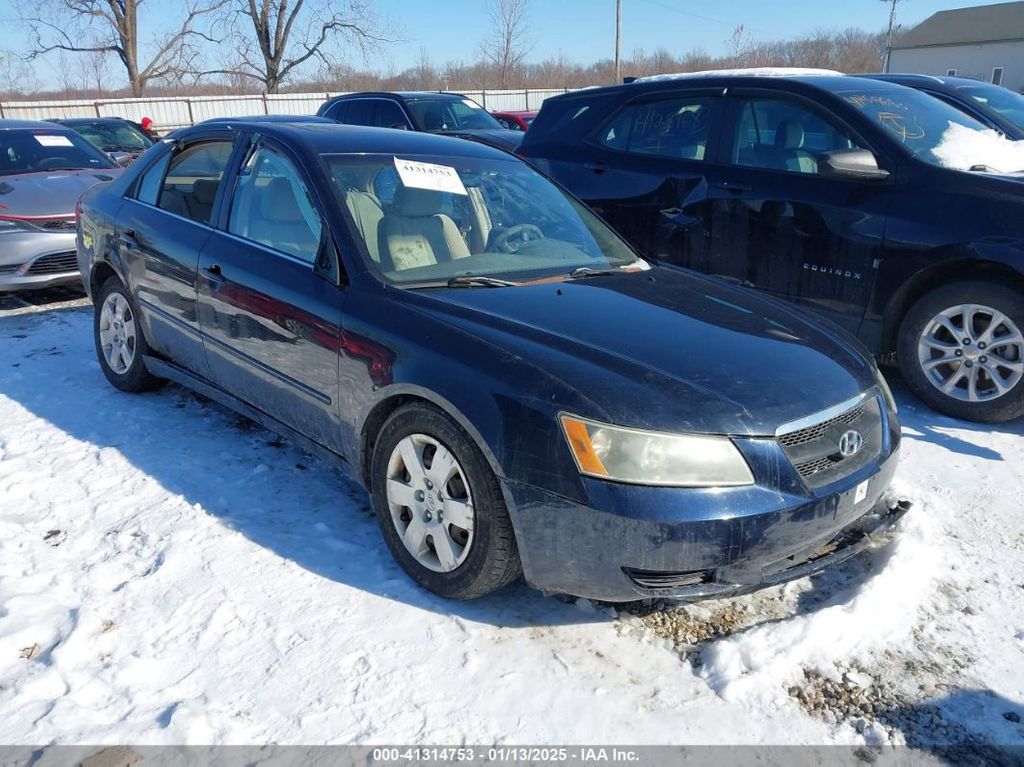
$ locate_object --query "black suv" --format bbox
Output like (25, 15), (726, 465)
(316, 91), (523, 151)
(864, 73), (1024, 140)
(520, 72), (1024, 422)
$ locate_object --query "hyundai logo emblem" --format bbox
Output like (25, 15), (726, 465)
(838, 430), (864, 458)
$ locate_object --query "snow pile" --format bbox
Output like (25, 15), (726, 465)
(635, 68), (842, 83)
(699, 508), (941, 702)
(931, 121), (1024, 173)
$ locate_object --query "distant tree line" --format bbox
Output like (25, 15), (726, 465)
(0, 0), (889, 101)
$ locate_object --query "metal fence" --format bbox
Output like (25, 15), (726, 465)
(0, 88), (570, 130)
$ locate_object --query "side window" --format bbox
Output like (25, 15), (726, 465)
(730, 98), (865, 175)
(325, 101), (348, 121)
(135, 150), (171, 205)
(157, 141), (233, 224)
(597, 97), (716, 160)
(344, 100), (375, 126)
(375, 100), (409, 129)
(228, 144), (323, 263)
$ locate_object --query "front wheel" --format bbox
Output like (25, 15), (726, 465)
(897, 281), (1024, 422)
(370, 403), (521, 599)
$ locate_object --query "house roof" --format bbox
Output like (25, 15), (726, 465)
(894, 1), (1024, 49)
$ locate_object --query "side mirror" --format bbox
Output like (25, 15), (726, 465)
(820, 149), (890, 181)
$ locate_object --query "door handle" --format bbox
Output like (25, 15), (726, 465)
(719, 181), (752, 193)
(203, 263), (225, 284)
(120, 228), (137, 248)
(584, 161), (610, 174)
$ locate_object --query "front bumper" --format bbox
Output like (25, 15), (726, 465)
(506, 443), (903, 602)
(0, 231), (79, 292)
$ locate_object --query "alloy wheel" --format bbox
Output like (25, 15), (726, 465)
(98, 292), (137, 375)
(385, 433), (475, 573)
(917, 303), (1024, 402)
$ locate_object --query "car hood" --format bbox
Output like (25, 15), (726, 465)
(397, 267), (878, 436)
(434, 128), (524, 151)
(0, 169), (121, 217)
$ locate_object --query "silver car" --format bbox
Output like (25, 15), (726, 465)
(0, 120), (121, 292)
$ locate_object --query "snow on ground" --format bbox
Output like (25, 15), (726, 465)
(0, 307), (1022, 749)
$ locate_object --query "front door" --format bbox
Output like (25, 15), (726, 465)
(196, 138), (344, 452)
(707, 92), (891, 335)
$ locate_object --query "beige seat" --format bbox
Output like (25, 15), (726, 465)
(773, 121), (818, 174)
(378, 187), (470, 272)
(346, 190), (384, 264)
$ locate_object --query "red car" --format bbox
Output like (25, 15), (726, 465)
(490, 111), (536, 131)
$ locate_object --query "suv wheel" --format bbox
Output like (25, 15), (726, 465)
(898, 281), (1024, 422)
(370, 403), (521, 599)
(94, 277), (162, 393)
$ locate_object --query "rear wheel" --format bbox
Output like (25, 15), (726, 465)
(370, 403), (521, 599)
(93, 277), (162, 393)
(897, 281), (1024, 422)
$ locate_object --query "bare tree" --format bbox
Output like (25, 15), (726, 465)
(480, 0), (533, 88)
(19, 0), (226, 96)
(217, 0), (387, 93)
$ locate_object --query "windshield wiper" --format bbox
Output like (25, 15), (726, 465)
(446, 275), (518, 288)
(568, 266), (620, 279)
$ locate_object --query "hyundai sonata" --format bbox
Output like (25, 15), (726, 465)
(77, 121), (905, 601)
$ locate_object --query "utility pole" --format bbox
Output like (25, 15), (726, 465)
(882, 0), (902, 73)
(614, 0), (622, 83)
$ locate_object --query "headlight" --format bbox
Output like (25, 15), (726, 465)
(874, 366), (898, 414)
(559, 414), (754, 487)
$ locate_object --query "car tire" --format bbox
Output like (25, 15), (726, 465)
(370, 403), (521, 599)
(897, 281), (1024, 422)
(93, 277), (163, 393)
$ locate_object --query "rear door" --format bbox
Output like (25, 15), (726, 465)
(572, 89), (726, 269)
(117, 133), (238, 376)
(196, 135), (345, 452)
(706, 90), (891, 335)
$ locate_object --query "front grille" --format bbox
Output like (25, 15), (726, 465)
(37, 218), (76, 231)
(777, 395), (883, 489)
(26, 251), (79, 275)
(778, 404), (865, 447)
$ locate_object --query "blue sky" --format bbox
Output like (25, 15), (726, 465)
(0, 0), (1004, 87)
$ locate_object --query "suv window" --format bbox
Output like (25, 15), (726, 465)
(376, 100), (409, 129)
(228, 144), (323, 263)
(157, 141), (233, 224)
(597, 97), (717, 160)
(343, 100), (375, 126)
(730, 97), (864, 175)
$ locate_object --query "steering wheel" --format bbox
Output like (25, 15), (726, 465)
(491, 224), (544, 253)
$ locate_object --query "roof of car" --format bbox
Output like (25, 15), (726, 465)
(547, 72), (914, 101)
(178, 121), (507, 159)
(0, 118), (78, 131)
(48, 117), (134, 125)
(863, 73), (996, 91)
(200, 115), (334, 124)
(328, 91), (467, 101)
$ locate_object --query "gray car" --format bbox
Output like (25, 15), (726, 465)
(0, 119), (121, 292)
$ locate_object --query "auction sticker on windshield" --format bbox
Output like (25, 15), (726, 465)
(394, 157), (468, 196)
(34, 135), (74, 147)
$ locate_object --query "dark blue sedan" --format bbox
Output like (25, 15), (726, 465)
(76, 121), (904, 601)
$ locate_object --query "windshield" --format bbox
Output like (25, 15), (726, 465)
(405, 98), (504, 131)
(957, 83), (1024, 131)
(843, 87), (1024, 172)
(0, 129), (117, 175)
(326, 153), (642, 286)
(69, 120), (152, 151)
